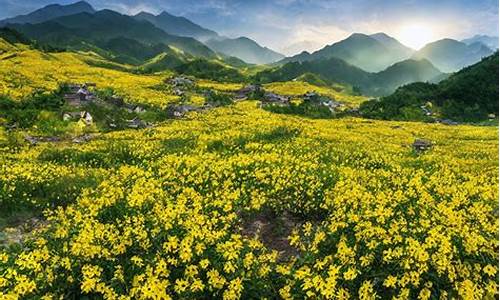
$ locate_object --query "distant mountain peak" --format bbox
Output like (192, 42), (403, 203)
(370, 32), (391, 38)
(461, 34), (498, 50)
(279, 32), (414, 72)
(347, 33), (371, 39)
(70, 1), (93, 8)
(413, 38), (494, 72)
(133, 9), (218, 42)
(206, 36), (284, 64)
(135, 11), (154, 17)
(158, 11), (175, 17)
(0, 0), (96, 25)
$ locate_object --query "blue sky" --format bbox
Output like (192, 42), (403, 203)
(1, 0), (498, 54)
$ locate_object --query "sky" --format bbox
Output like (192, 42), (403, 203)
(1, 0), (498, 55)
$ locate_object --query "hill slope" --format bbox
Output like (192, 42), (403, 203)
(133, 11), (218, 42)
(280, 33), (414, 72)
(255, 57), (444, 96)
(372, 59), (444, 95)
(0, 1), (95, 26)
(360, 52), (499, 121)
(370, 32), (414, 58)
(206, 37), (285, 65)
(413, 38), (493, 72)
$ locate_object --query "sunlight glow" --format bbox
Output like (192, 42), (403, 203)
(396, 23), (435, 50)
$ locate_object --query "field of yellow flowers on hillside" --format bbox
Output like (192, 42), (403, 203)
(0, 95), (498, 299)
(0, 44), (181, 108)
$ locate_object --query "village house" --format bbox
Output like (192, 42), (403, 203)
(126, 117), (147, 129)
(234, 84), (262, 101)
(167, 104), (200, 118)
(262, 92), (290, 105)
(168, 76), (194, 88)
(303, 91), (343, 112)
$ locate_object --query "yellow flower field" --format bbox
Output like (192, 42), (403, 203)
(0, 46), (179, 108)
(0, 98), (497, 299)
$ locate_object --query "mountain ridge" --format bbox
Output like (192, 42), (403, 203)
(206, 36), (285, 65)
(279, 33), (414, 72)
(0, 1), (95, 26)
(133, 11), (219, 42)
(461, 34), (498, 50)
(255, 55), (445, 96)
(7, 9), (218, 59)
(413, 38), (493, 72)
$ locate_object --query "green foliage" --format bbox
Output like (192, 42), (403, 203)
(263, 102), (334, 119)
(204, 90), (233, 106)
(0, 91), (65, 128)
(294, 72), (330, 87)
(96, 37), (169, 65)
(175, 59), (246, 82)
(137, 52), (187, 73)
(0, 27), (31, 45)
(359, 82), (438, 121)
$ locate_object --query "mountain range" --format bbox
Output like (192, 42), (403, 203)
(255, 56), (444, 96)
(278, 33), (414, 72)
(0, 1), (284, 65)
(132, 11), (284, 64)
(413, 38), (493, 73)
(278, 32), (494, 73)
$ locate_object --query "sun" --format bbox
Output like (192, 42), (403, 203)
(397, 23), (435, 50)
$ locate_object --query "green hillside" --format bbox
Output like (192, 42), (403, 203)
(174, 59), (246, 82)
(254, 56), (444, 96)
(8, 10), (217, 59)
(360, 52), (499, 121)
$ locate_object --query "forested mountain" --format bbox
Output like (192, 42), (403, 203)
(255, 57), (444, 96)
(360, 52), (499, 121)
